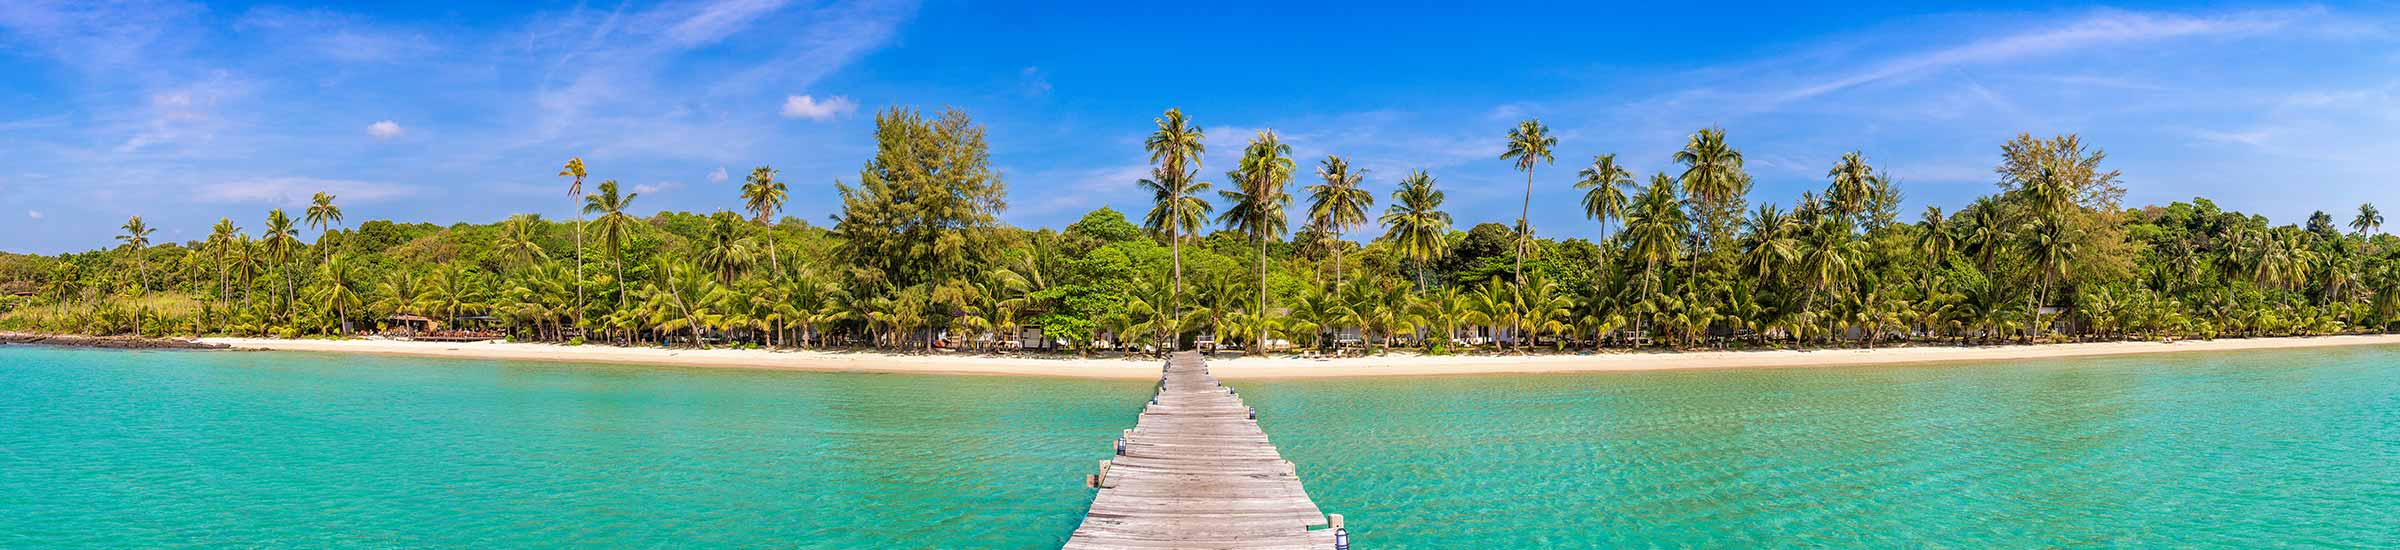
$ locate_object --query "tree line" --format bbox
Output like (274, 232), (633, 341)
(4, 105), (2396, 355)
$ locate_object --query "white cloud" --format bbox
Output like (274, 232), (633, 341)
(781, 94), (858, 120)
(634, 180), (683, 194)
(366, 120), (404, 140)
(198, 176), (417, 206)
(708, 166), (729, 183)
(26, 210), (42, 220)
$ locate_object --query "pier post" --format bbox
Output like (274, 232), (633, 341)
(1330, 514), (1349, 550)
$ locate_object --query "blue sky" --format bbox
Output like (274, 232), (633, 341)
(2, 1), (2396, 254)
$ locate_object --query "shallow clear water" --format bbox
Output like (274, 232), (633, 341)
(5, 345), (2399, 547)
(0, 347), (1147, 547)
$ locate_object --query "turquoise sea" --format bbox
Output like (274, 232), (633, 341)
(4, 344), (2397, 548)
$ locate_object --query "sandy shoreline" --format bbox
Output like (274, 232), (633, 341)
(190, 334), (2400, 379)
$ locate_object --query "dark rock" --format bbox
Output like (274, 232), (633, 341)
(0, 332), (231, 350)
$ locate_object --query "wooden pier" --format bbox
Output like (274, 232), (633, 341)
(1066, 352), (1345, 549)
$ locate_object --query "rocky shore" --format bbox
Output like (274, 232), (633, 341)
(0, 332), (231, 350)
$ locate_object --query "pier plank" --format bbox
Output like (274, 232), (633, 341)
(1063, 352), (1341, 550)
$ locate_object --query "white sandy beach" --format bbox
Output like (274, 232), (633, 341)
(194, 334), (2400, 379)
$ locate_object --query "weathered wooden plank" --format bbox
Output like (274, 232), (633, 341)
(1063, 352), (1343, 550)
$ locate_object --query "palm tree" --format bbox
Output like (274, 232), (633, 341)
(1961, 197), (2011, 271)
(1915, 206), (1954, 293)
(1466, 278), (1520, 351)
(1218, 130), (1294, 355)
(1306, 155), (1373, 288)
(1824, 152), (1878, 222)
(43, 262), (78, 319)
(1414, 286), (1471, 348)
(1499, 119), (1557, 282)
(1576, 153), (1634, 267)
(1624, 174), (1687, 341)
(1793, 217), (1855, 345)
(583, 180), (640, 310)
(697, 211), (757, 284)
(559, 157), (589, 331)
(207, 217), (239, 317)
(373, 270), (425, 323)
(316, 254), (362, 335)
(1737, 204), (1797, 287)
(2026, 218), (2081, 340)
(740, 166), (788, 277)
(115, 216), (153, 293)
(2354, 203), (2383, 237)
(425, 262), (480, 328)
(1916, 207), (1953, 264)
(1381, 170), (1452, 290)
(1517, 273), (1575, 350)
(1674, 127), (1745, 251)
(263, 209), (299, 317)
(305, 191), (344, 255)
(496, 214), (550, 271)
(1145, 107), (1207, 346)
(232, 233), (259, 308)
(1140, 165), (1212, 346)
(116, 216), (154, 332)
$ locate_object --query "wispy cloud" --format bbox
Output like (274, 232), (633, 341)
(198, 177), (418, 206)
(1010, 163), (1150, 220)
(233, 6), (441, 63)
(658, 0), (791, 46)
(2195, 128), (2273, 147)
(0, 0), (202, 73)
(114, 73), (253, 153)
(1774, 9), (2308, 105)
(1635, 7), (2322, 120)
(1020, 66), (1052, 97)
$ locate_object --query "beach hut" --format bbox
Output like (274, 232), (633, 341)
(386, 314), (438, 336)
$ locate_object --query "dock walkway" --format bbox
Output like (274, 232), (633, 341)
(1064, 352), (1344, 549)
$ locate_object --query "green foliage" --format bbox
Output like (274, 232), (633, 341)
(11, 111), (2393, 355)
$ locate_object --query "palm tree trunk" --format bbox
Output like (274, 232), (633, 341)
(1257, 233), (1269, 357)
(283, 266), (295, 324)
(767, 225), (781, 279)
(1171, 225), (1184, 352)
(574, 208), (586, 334)
(2029, 270), (2055, 343)
(1333, 237), (1344, 290)
(1641, 258), (1659, 347)
(1517, 170), (1531, 283)
(614, 258), (629, 311)
(134, 256), (148, 335)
